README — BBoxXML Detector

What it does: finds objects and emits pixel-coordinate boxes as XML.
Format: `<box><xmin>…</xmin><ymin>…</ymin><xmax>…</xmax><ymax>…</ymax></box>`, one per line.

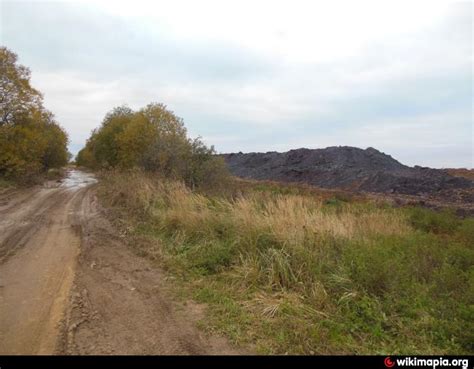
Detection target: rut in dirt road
<box><xmin>0</xmin><ymin>170</ymin><xmax>96</xmax><ymax>354</ymax></box>
<box><xmin>0</xmin><ymin>169</ymin><xmax>241</xmax><ymax>355</ymax></box>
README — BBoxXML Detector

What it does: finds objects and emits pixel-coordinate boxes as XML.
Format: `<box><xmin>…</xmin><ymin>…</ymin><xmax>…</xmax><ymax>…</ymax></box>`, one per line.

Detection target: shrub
<box><xmin>187</xmin><ymin>239</ymin><xmax>238</xmax><ymax>274</ymax></box>
<box><xmin>408</xmin><ymin>207</ymin><xmax>460</xmax><ymax>235</ymax></box>
<box><xmin>77</xmin><ymin>103</ymin><xmax>229</xmax><ymax>189</ymax></box>
<box><xmin>456</xmin><ymin>218</ymin><xmax>474</xmax><ymax>245</ymax></box>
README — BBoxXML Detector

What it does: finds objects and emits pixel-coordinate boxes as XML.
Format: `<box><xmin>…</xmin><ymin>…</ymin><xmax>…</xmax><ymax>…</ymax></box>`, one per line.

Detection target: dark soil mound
<box><xmin>222</xmin><ymin>146</ymin><xmax>473</xmax><ymax>196</ymax></box>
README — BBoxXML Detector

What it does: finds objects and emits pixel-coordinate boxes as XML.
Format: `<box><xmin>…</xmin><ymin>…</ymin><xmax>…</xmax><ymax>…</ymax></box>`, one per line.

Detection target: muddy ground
<box><xmin>0</xmin><ymin>169</ymin><xmax>239</xmax><ymax>355</ymax></box>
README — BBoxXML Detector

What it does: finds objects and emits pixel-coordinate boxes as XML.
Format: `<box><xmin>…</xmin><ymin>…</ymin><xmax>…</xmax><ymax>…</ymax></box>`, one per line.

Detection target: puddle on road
<box><xmin>60</xmin><ymin>170</ymin><xmax>97</xmax><ymax>190</ymax></box>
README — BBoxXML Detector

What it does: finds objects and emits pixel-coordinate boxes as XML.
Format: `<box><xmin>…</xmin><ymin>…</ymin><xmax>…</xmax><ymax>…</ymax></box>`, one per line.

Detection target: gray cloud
<box><xmin>1</xmin><ymin>0</ymin><xmax>472</xmax><ymax>168</ymax></box>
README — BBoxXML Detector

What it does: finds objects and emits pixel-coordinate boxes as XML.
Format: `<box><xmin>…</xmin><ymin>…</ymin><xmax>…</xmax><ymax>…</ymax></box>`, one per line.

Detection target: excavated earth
<box><xmin>222</xmin><ymin>146</ymin><xmax>474</xmax><ymax>212</ymax></box>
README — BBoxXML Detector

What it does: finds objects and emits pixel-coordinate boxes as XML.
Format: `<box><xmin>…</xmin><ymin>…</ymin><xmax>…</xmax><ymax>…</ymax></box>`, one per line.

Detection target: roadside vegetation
<box><xmin>93</xmin><ymin>168</ymin><xmax>473</xmax><ymax>354</ymax></box>
<box><xmin>76</xmin><ymin>104</ymin><xmax>228</xmax><ymax>190</ymax></box>
<box><xmin>77</xmin><ymin>101</ymin><xmax>473</xmax><ymax>354</ymax></box>
<box><xmin>0</xmin><ymin>47</ymin><xmax>70</xmax><ymax>184</ymax></box>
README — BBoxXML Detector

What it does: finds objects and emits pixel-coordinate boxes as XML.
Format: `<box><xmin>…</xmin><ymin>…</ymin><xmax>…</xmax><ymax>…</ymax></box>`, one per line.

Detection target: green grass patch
<box><xmin>0</xmin><ymin>177</ymin><xmax>14</xmax><ymax>189</ymax></box>
<box><xmin>97</xmin><ymin>171</ymin><xmax>474</xmax><ymax>354</ymax></box>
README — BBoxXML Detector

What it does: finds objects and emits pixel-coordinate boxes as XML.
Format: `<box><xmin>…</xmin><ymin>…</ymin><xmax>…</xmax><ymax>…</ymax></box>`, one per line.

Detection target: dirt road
<box><xmin>0</xmin><ymin>169</ymin><xmax>239</xmax><ymax>355</ymax></box>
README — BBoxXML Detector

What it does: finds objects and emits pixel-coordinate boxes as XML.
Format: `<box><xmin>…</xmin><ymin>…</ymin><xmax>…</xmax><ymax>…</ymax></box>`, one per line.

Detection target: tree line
<box><xmin>1</xmin><ymin>47</ymin><xmax>228</xmax><ymax>188</ymax></box>
<box><xmin>76</xmin><ymin>103</ymin><xmax>229</xmax><ymax>189</ymax></box>
<box><xmin>0</xmin><ymin>47</ymin><xmax>70</xmax><ymax>181</ymax></box>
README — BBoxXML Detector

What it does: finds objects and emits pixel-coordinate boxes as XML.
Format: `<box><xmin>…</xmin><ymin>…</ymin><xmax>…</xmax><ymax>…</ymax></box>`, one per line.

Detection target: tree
<box><xmin>0</xmin><ymin>47</ymin><xmax>43</xmax><ymax>126</ymax></box>
<box><xmin>138</xmin><ymin>103</ymin><xmax>190</xmax><ymax>176</ymax></box>
<box><xmin>92</xmin><ymin>105</ymin><xmax>134</xmax><ymax>167</ymax></box>
<box><xmin>116</xmin><ymin>112</ymin><xmax>158</xmax><ymax>168</ymax></box>
<box><xmin>0</xmin><ymin>47</ymin><xmax>69</xmax><ymax>180</ymax></box>
<box><xmin>77</xmin><ymin>102</ymin><xmax>229</xmax><ymax>189</ymax></box>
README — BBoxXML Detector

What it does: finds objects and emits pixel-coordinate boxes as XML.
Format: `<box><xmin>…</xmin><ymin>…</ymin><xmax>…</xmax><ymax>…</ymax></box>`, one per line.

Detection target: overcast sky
<box><xmin>1</xmin><ymin>0</ymin><xmax>472</xmax><ymax>168</ymax></box>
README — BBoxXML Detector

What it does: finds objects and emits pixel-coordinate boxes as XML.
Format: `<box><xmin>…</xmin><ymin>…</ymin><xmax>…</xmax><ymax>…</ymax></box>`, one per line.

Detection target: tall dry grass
<box><xmin>98</xmin><ymin>169</ymin><xmax>474</xmax><ymax>354</ymax></box>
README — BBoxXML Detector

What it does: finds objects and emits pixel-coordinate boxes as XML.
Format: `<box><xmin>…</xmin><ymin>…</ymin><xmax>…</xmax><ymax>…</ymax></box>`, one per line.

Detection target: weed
<box><xmin>98</xmin><ymin>170</ymin><xmax>474</xmax><ymax>354</ymax></box>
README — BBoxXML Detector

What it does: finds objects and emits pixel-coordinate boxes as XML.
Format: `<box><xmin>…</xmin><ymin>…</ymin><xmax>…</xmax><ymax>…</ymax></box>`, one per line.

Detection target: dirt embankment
<box><xmin>0</xmin><ymin>169</ymin><xmax>240</xmax><ymax>355</ymax></box>
<box><xmin>222</xmin><ymin>146</ymin><xmax>474</xmax><ymax>210</ymax></box>
<box><xmin>443</xmin><ymin>168</ymin><xmax>474</xmax><ymax>181</ymax></box>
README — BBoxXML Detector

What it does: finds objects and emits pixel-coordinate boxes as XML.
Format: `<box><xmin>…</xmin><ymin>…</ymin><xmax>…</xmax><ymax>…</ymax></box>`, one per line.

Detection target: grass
<box><xmin>97</xmin><ymin>169</ymin><xmax>474</xmax><ymax>354</ymax></box>
<box><xmin>0</xmin><ymin>177</ymin><xmax>14</xmax><ymax>189</ymax></box>
<box><xmin>0</xmin><ymin>167</ymin><xmax>66</xmax><ymax>187</ymax></box>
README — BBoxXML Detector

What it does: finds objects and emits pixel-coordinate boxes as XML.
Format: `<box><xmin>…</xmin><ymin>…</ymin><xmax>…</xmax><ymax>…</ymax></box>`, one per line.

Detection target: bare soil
<box><xmin>0</xmin><ymin>169</ymin><xmax>240</xmax><ymax>355</ymax></box>
<box><xmin>222</xmin><ymin>146</ymin><xmax>474</xmax><ymax>214</ymax></box>
<box><xmin>222</xmin><ymin>147</ymin><xmax>473</xmax><ymax>199</ymax></box>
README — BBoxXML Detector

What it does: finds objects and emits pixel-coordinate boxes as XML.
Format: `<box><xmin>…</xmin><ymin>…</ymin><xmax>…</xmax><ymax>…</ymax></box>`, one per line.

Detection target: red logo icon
<box><xmin>384</xmin><ymin>357</ymin><xmax>395</xmax><ymax>368</ymax></box>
